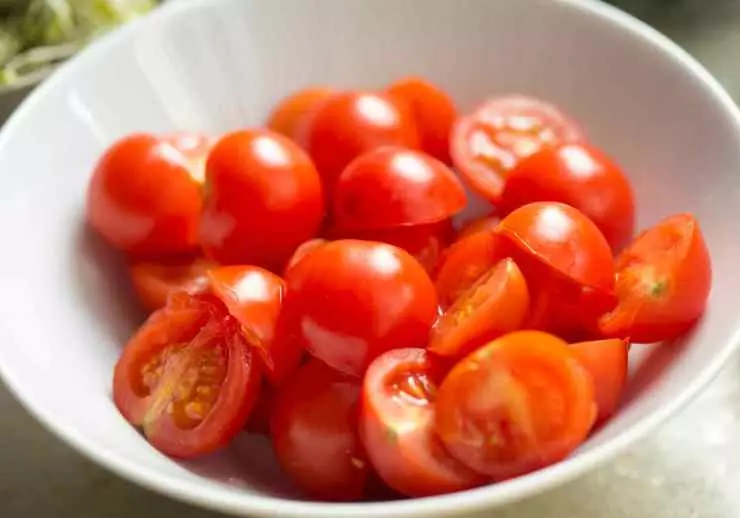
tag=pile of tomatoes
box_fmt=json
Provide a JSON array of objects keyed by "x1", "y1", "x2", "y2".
[{"x1": 86, "y1": 76, "x2": 712, "y2": 501}]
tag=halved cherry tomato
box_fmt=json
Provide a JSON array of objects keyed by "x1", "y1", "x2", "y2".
[
  {"x1": 283, "y1": 238, "x2": 329, "y2": 277},
  {"x1": 500, "y1": 143, "x2": 636, "y2": 252},
  {"x1": 280, "y1": 240, "x2": 438, "y2": 376},
  {"x1": 571, "y1": 338, "x2": 629, "y2": 422},
  {"x1": 433, "y1": 230, "x2": 506, "y2": 308},
  {"x1": 450, "y1": 96, "x2": 584, "y2": 204},
  {"x1": 297, "y1": 91, "x2": 419, "y2": 196},
  {"x1": 429, "y1": 258, "x2": 529, "y2": 360},
  {"x1": 435, "y1": 331, "x2": 596, "y2": 480},
  {"x1": 113, "y1": 292, "x2": 261, "y2": 458},
  {"x1": 599, "y1": 214, "x2": 712, "y2": 343},
  {"x1": 271, "y1": 359, "x2": 369, "y2": 501},
  {"x1": 333, "y1": 147, "x2": 466, "y2": 230},
  {"x1": 200, "y1": 130, "x2": 325, "y2": 270},
  {"x1": 267, "y1": 87, "x2": 336, "y2": 141},
  {"x1": 360, "y1": 348, "x2": 483, "y2": 497},
  {"x1": 129, "y1": 256, "x2": 217, "y2": 312},
  {"x1": 456, "y1": 213, "x2": 500, "y2": 241},
  {"x1": 208, "y1": 266, "x2": 296, "y2": 385},
  {"x1": 87, "y1": 133, "x2": 207, "y2": 258},
  {"x1": 335, "y1": 220, "x2": 454, "y2": 275},
  {"x1": 387, "y1": 77, "x2": 457, "y2": 165}
]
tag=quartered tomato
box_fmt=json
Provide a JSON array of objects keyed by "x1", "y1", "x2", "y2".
[
  {"x1": 456, "y1": 213, "x2": 500, "y2": 241},
  {"x1": 450, "y1": 95, "x2": 584, "y2": 204},
  {"x1": 387, "y1": 77, "x2": 457, "y2": 165},
  {"x1": 283, "y1": 238, "x2": 329, "y2": 277},
  {"x1": 429, "y1": 258, "x2": 529, "y2": 360},
  {"x1": 333, "y1": 147, "x2": 466, "y2": 230},
  {"x1": 200, "y1": 130, "x2": 325, "y2": 270},
  {"x1": 208, "y1": 266, "x2": 296, "y2": 385},
  {"x1": 298, "y1": 91, "x2": 419, "y2": 196},
  {"x1": 500, "y1": 143, "x2": 636, "y2": 252},
  {"x1": 267, "y1": 87, "x2": 336, "y2": 141},
  {"x1": 435, "y1": 331, "x2": 596, "y2": 480},
  {"x1": 360, "y1": 348, "x2": 483, "y2": 497},
  {"x1": 335, "y1": 220, "x2": 454, "y2": 275},
  {"x1": 87, "y1": 133, "x2": 207, "y2": 258},
  {"x1": 280, "y1": 240, "x2": 438, "y2": 376},
  {"x1": 129, "y1": 256, "x2": 217, "y2": 312},
  {"x1": 599, "y1": 214, "x2": 711, "y2": 343},
  {"x1": 113, "y1": 292, "x2": 261, "y2": 458},
  {"x1": 571, "y1": 338, "x2": 629, "y2": 422},
  {"x1": 271, "y1": 360, "x2": 369, "y2": 501}
]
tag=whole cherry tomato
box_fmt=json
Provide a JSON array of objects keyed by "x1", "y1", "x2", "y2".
[
  {"x1": 450, "y1": 96, "x2": 584, "y2": 204},
  {"x1": 280, "y1": 240, "x2": 438, "y2": 376},
  {"x1": 271, "y1": 359, "x2": 369, "y2": 501},
  {"x1": 429, "y1": 258, "x2": 529, "y2": 360},
  {"x1": 113, "y1": 292, "x2": 261, "y2": 458},
  {"x1": 200, "y1": 130, "x2": 324, "y2": 270},
  {"x1": 435, "y1": 331, "x2": 596, "y2": 480},
  {"x1": 267, "y1": 87, "x2": 336, "y2": 141},
  {"x1": 571, "y1": 338, "x2": 629, "y2": 422},
  {"x1": 455, "y1": 213, "x2": 500, "y2": 241},
  {"x1": 298, "y1": 91, "x2": 418, "y2": 196},
  {"x1": 87, "y1": 133, "x2": 208, "y2": 258},
  {"x1": 599, "y1": 213, "x2": 711, "y2": 343},
  {"x1": 333, "y1": 147, "x2": 466, "y2": 230},
  {"x1": 360, "y1": 348, "x2": 484, "y2": 497},
  {"x1": 283, "y1": 238, "x2": 329, "y2": 277},
  {"x1": 387, "y1": 77, "x2": 457, "y2": 164},
  {"x1": 129, "y1": 256, "x2": 217, "y2": 312},
  {"x1": 500, "y1": 143, "x2": 636, "y2": 251}
]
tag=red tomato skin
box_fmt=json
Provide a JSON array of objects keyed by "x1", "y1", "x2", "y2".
[
  {"x1": 570, "y1": 338, "x2": 629, "y2": 422},
  {"x1": 87, "y1": 133, "x2": 204, "y2": 258},
  {"x1": 500, "y1": 143, "x2": 636, "y2": 252},
  {"x1": 280, "y1": 240, "x2": 439, "y2": 376},
  {"x1": 298, "y1": 91, "x2": 419, "y2": 196},
  {"x1": 113, "y1": 293, "x2": 261, "y2": 458},
  {"x1": 283, "y1": 238, "x2": 329, "y2": 277},
  {"x1": 129, "y1": 256, "x2": 217, "y2": 312},
  {"x1": 360, "y1": 348, "x2": 484, "y2": 497},
  {"x1": 450, "y1": 95, "x2": 585, "y2": 204},
  {"x1": 456, "y1": 213, "x2": 501, "y2": 241},
  {"x1": 599, "y1": 214, "x2": 712, "y2": 343},
  {"x1": 199, "y1": 130, "x2": 324, "y2": 270},
  {"x1": 387, "y1": 77, "x2": 457, "y2": 165},
  {"x1": 267, "y1": 87, "x2": 337, "y2": 141},
  {"x1": 271, "y1": 360, "x2": 369, "y2": 501},
  {"x1": 334, "y1": 147, "x2": 466, "y2": 230}
]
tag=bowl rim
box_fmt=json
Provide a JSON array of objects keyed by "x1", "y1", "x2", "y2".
[{"x1": 1, "y1": 0, "x2": 739, "y2": 516}]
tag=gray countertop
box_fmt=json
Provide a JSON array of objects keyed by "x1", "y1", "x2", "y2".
[{"x1": 3, "y1": 1, "x2": 740, "y2": 516}]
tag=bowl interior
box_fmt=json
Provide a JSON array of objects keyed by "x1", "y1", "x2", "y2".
[{"x1": 1, "y1": 0, "x2": 740, "y2": 516}]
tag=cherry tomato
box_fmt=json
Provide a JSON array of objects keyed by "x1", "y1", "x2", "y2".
[
  {"x1": 435, "y1": 331, "x2": 596, "y2": 480},
  {"x1": 360, "y1": 348, "x2": 483, "y2": 497},
  {"x1": 387, "y1": 77, "x2": 457, "y2": 164},
  {"x1": 333, "y1": 147, "x2": 466, "y2": 230},
  {"x1": 283, "y1": 238, "x2": 328, "y2": 277},
  {"x1": 271, "y1": 359, "x2": 369, "y2": 501},
  {"x1": 200, "y1": 130, "x2": 325, "y2": 269},
  {"x1": 129, "y1": 256, "x2": 217, "y2": 312},
  {"x1": 113, "y1": 292, "x2": 261, "y2": 458},
  {"x1": 267, "y1": 87, "x2": 336, "y2": 141},
  {"x1": 456, "y1": 213, "x2": 500, "y2": 241},
  {"x1": 245, "y1": 382, "x2": 276, "y2": 435},
  {"x1": 500, "y1": 143, "x2": 636, "y2": 251},
  {"x1": 162, "y1": 132, "x2": 213, "y2": 182},
  {"x1": 599, "y1": 214, "x2": 712, "y2": 343},
  {"x1": 335, "y1": 220, "x2": 454, "y2": 275},
  {"x1": 429, "y1": 258, "x2": 529, "y2": 360},
  {"x1": 280, "y1": 240, "x2": 438, "y2": 376},
  {"x1": 208, "y1": 266, "x2": 296, "y2": 385},
  {"x1": 571, "y1": 338, "x2": 629, "y2": 422},
  {"x1": 87, "y1": 133, "x2": 206, "y2": 258},
  {"x1": 298, "y1": 91, "x2": 419, "y2": 196},
  {"x1": 433, "y1": 230, "x2": 506, "y2": 308},
  {"x1": 450, "y1": 96, "x2": 584, "y2": 204}
]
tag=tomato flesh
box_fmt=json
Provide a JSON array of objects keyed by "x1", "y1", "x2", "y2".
[
  {"x1": 360, "y1": 348, "x2": 483, "y2": 497},
  {"x1": 571, "y1": 338, "x2": 629, "y2": 422},
  {"x1": 435, "y1": 331, "x2": 596, "y2": 480}
]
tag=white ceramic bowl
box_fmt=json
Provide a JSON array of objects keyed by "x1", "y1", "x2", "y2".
[{"x1": 1, "y1": 0, "x2": 739, "y2": 516}]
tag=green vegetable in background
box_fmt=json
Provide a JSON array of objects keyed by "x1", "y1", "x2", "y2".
[{"x1": 0, "y1": 0, "x2": 159, "y2": 87}]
